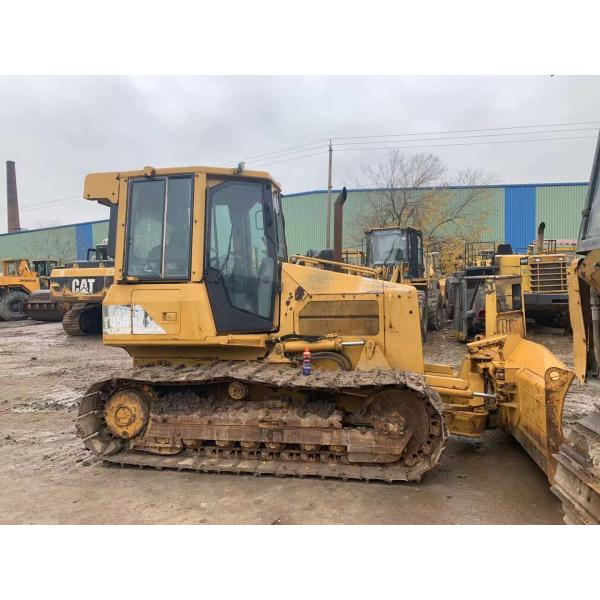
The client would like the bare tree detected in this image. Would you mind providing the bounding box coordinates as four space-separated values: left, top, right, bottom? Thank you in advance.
351 150 495 271
19 220 77 262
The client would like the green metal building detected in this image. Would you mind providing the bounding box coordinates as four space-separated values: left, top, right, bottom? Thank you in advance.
0 182 588 262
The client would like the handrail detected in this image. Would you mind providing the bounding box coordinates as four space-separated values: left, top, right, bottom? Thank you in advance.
289 254 381 279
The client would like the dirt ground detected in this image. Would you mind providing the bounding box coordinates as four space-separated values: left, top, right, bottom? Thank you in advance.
0 319 597 524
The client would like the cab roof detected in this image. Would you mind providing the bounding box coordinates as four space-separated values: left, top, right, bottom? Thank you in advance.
84 165 281 206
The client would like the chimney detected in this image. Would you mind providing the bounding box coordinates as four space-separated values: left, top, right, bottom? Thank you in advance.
6 160 21 232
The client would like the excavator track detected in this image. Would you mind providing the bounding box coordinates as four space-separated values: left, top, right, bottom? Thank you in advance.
552 408 600 524
62 303 102 336
77 361 447 483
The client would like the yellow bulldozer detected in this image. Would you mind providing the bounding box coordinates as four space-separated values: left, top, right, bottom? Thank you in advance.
553 133 600 524
1 258 63 321
74 164 575 493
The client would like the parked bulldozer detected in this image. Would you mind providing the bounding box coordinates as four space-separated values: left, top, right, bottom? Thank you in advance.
74 164 573 491
1 258 64 321
553 133 600 524
49 236 115 335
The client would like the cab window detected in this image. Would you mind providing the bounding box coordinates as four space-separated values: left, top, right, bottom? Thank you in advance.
125 175 193 279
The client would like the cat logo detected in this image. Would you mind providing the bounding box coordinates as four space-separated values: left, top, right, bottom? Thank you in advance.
71 278 96 294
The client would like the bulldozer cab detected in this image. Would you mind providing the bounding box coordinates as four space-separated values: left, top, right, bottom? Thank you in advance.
365 226 425 279
453 275 525 341
102 170 287 335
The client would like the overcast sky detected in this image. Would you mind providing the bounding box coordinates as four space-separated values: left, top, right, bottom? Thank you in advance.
1 75 599 232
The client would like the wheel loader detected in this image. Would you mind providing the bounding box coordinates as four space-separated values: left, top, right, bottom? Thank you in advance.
361 226 446 336
553 133 600 524
1 258 63 321
447 229 571 329
74 164 574 489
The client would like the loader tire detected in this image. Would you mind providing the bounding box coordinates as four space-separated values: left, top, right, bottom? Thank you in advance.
427 289 445 332
417 290 427 343
0 290 29 321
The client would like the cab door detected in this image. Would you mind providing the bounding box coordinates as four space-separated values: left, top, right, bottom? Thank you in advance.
204 179 279 334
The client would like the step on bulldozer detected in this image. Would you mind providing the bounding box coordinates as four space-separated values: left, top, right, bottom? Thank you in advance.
73 164 576 490
555 132 600 524
2 258 64 321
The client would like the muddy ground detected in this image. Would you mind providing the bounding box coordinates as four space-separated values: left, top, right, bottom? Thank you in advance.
0 320 597 524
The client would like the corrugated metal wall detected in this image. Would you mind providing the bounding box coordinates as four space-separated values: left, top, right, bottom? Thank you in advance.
535 184 587 241
0 219 109 262
282 187 507 255
0 184 588 262
504 185 536 251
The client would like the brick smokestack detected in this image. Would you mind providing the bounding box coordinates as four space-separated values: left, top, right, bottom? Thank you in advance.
6 160 21 232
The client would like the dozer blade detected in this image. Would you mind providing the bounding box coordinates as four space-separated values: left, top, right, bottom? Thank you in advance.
492 335 575 480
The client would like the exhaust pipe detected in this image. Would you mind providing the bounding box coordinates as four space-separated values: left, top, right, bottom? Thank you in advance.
333 187 348 264
537 221 546 254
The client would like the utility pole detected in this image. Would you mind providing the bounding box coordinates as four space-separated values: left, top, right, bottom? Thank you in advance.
326 139 333 248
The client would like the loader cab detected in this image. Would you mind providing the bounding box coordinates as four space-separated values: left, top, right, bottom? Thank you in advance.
32 260 59 278
87 243 109 262
365 226 425 279
1 259 32 278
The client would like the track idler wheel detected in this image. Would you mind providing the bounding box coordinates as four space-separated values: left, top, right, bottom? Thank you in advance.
104 388 150 440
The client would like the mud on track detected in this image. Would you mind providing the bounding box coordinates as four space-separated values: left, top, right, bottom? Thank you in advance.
0 321 597 524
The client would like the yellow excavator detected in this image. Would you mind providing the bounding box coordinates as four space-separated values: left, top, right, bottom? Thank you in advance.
553 133 600 524
49 238 115 335
76 165 573 487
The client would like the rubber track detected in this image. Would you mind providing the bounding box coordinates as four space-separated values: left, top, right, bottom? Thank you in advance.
78 361 447 483
552 408 600 525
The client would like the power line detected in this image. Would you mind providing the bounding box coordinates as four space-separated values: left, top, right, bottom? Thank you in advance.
333 134 598 153
223 138 329 166
226 120 600 168
333 127 599 148
251 150 329 169
332 120 600 142
243 142 329 165
0 195 82 214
